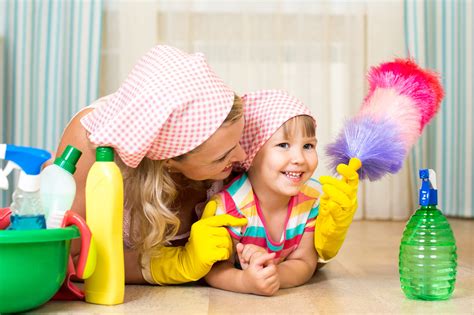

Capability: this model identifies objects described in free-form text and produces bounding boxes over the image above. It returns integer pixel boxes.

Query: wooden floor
[34,219,473,314]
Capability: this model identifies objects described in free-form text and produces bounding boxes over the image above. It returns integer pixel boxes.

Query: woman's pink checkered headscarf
[81,45,235,168]
[239,90,316,170]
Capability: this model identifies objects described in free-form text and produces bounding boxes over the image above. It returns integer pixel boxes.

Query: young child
[204,90,320,296]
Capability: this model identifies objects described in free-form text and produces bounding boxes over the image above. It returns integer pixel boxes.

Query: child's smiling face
[249,116,318,198]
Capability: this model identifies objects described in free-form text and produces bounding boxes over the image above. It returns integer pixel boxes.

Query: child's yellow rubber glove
[315,157,361,262]
[147,201,247,284]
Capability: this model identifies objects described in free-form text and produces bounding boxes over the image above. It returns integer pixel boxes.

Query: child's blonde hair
[118,95,243,254]
[282,115,316,139]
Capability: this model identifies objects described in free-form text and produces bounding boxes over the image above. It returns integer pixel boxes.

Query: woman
[58,45,247,284]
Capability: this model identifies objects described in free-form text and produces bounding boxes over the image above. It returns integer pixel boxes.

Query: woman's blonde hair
[119,95,243,254]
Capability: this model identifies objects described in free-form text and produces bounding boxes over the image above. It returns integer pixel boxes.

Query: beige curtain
[100,0,408,220]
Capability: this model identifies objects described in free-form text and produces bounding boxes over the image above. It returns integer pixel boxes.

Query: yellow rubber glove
[147,200,248,284]
[315,157,361,262]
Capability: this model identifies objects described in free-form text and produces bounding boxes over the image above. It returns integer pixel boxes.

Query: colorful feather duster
[326,58,444,181]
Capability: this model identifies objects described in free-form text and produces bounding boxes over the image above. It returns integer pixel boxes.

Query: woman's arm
[56,108,96,228]
[277,232,318,288]
[56,108,95,261]
[124,249,146,283]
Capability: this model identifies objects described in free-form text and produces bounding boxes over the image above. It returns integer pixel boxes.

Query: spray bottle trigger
[0,162,20,190]
[428,169,437,189]
[0,171,7,190]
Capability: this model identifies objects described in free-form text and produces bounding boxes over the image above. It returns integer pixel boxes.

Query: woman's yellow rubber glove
[315,157,361,262]
[146,201,248,284]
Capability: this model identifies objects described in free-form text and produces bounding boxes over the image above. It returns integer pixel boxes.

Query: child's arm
[276,231,318,288]
[205,251,279,296]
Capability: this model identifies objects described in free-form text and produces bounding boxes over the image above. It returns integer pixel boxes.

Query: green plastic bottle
[399,169,457,300]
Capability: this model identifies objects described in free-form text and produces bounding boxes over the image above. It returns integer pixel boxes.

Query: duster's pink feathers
[326,58,444,180]
[364,58,444,131]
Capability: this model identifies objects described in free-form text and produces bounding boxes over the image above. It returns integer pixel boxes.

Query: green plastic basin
[0,227,80,313]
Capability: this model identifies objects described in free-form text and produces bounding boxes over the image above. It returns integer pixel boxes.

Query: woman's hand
[185,201,248,274]
[148,200,247,284]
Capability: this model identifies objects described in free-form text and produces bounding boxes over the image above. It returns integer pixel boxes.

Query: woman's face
[166,117,246,181]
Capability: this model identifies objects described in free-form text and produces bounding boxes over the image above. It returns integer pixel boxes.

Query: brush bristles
[365,58,444,131]
[360,88,422,148]
[326,116,406,181]
[326,58,443,181]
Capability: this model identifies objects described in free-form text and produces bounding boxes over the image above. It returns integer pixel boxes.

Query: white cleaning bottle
[41,145,82,229]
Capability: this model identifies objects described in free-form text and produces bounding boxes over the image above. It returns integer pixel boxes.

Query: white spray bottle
[0,144,51,230]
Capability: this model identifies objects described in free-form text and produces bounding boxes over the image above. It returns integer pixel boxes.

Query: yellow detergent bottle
[84,146,124,305]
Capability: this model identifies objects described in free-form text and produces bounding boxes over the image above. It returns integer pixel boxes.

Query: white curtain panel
[101,0,408,220]
[405,0,474,218]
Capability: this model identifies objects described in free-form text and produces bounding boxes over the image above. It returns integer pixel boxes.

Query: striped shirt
[213,173,320,262]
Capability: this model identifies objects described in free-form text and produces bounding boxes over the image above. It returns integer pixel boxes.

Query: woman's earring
[165,160,172,173]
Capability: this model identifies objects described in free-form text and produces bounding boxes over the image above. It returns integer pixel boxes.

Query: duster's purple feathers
[326,116,406,181]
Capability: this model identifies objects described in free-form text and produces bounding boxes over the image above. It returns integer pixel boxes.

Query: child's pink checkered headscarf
[81,45,234,168]
[239,90,316,170]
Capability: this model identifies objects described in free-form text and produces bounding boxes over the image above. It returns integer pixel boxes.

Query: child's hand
[241,252,280,296]
[315,157,361,261]
[236,243,268,270]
